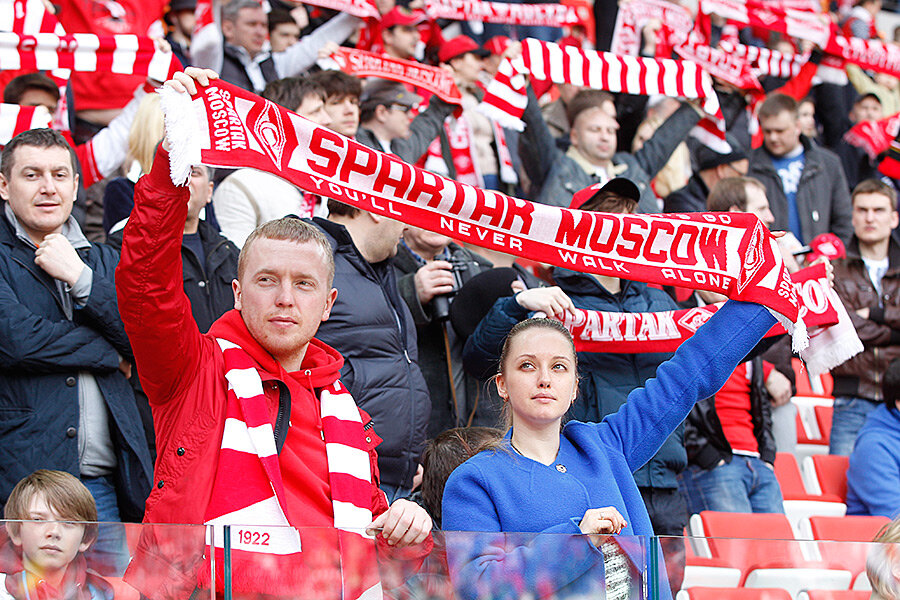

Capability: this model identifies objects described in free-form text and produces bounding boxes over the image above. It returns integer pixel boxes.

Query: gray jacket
[748,136,853,244]
[518,88,700,212]
[356,95,457,165]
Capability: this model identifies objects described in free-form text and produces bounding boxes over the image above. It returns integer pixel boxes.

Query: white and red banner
[699,0,831,48]
[825,35,900,79]
[674,37,762,91]
[843,114,900,158]
[330,47,462,104]
[561,263,834,353]
[0,0,64,35]
[0,103,50,143]
[159,79,807,346]
[609,0,693,56]
[424,0,582,26]
[304,0,379,18]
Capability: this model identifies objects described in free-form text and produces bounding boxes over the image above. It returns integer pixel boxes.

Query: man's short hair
[1,128,77,181]
[852,178,898,208]
[3,72,60,105]
[758,93,799,121]
[239,218,335,285]
[326,199,360,219]
[566,89,615,128]
[262,77,325,112]
[4,470,98,545]
[707,176,765,212]
[308,70,362,102]
[222,0,260,22]
[267,8,296,33]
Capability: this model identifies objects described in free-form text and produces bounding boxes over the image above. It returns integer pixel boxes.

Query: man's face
[269,21,300,53]
[234,238,337,368]
[760,110,802,157]
[797,101,816,138]
[371,216,407,262]
[570,107,618,166]
[172,9,196,38]
[380,103,413,140]
[324,94,360,137]
[186,165,213,221]
[9,493,90,578]
[449,53,484,86]
[852,192,899,246]
[382,25,420,59]
[223,7,268,56]
[18,88,58,113]
[852,97,884,123]
[0,145,78,245]
[403,226,451,257]
[744,184,775,228]
[296,94,333,127]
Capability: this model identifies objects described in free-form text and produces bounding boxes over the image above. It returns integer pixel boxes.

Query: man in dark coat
[0,129,152,568]
[664,140,748,214]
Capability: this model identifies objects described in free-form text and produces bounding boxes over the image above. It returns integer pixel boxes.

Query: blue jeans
[81,475,129,576]
[679,455,784,514]
[829,395,879,456]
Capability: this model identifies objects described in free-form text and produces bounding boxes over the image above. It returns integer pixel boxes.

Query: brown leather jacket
[832,236,900,401]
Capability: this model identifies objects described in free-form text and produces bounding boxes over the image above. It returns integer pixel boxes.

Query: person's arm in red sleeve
[772,48,823,101]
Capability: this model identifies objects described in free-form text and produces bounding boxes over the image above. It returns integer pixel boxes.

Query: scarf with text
[202,338,380,598]
[330,48,462,104]
[844,114,900,158]
[609,0,693,56]
[158,79,807,347]
[697,0,832,48]
[423,114,518,188]
[423,0,584,26]
[304,0,379,17]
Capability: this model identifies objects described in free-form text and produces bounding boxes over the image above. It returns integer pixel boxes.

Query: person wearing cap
[837,93,885,190]
[217,0,361,94]
[164,0,197,67]
[664,138,749,214]
[462,177,691,594]
[381,7,424,61]
[830,178,900,455]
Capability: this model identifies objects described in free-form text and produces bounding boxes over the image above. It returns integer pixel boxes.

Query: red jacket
[116,148,419,599]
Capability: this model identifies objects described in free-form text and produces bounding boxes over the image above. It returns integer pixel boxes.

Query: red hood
[208,309,344,389]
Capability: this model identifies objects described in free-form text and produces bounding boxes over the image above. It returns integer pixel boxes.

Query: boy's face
[9,493,89,577]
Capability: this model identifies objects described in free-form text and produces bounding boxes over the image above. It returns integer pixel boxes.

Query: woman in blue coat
[441,299,777,600]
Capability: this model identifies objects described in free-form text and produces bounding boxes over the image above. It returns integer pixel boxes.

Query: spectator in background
[3,73,58,113]
[0,128,153,571]
[664,138,749,214]
[749,93,853,244]
[380,7,423,61]
[847,64,900,119]
[797,98,819,141]
[838,93,885,190]
[164,0,196,67]
[219,0,359,93]
[867,517,900,599]
[312,201,431,502]
[842,0,881,39]
[267,9,301,53]
[540,82,583,142]
[0,470,109,599]
[846,358,900,518]
[308,70,362,138]
[831,179,900,455]
[213,77,331,247]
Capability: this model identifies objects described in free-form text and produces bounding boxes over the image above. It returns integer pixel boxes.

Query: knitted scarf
[158,79,807,349]
[609,0,693,56]
[330,48,462,104]
[202,338,380,599]
[0,104,51,144]
[422,0,584,26]
[844,114,900,159]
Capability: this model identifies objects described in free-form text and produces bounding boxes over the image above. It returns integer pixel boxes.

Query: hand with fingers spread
[579,506,627,546]
[366,498,432,547]
[514,286,576,318]
[414,261,455,304]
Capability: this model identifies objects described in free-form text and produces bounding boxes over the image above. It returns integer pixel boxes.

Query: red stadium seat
[775,453,846,532]
[687,588,792,600]
[792,358,834,398]
[809,515,890,578]
[814,406,833,446]
[802,591,870,600]
[810,455,850,502]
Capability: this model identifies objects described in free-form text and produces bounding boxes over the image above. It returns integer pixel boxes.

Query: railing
[0,520,893,599]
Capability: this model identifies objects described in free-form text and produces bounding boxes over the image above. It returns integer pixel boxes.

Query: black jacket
[684,357,776,470]
[219,44,278,93]
[311,218,431,490]
[0,214,152,520]
[109,219,238,333]
[664,173,710,214]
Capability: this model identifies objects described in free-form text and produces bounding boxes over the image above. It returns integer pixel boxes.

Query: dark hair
[1,128,77,180]
[883,358,900,410]
[566,89,615,128]
[707,176,765,212]
[308,70,363,103]
[420,427,502,527]
[262,77,325,112]
[267,9,297,33]
[326,199,360,218]
[579,190,637,214]
[238,217,335,285]
[758,93,799,121]
[3,72,60,105]
[852,178,898,208]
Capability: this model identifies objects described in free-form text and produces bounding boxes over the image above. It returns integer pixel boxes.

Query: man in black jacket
[664,140,748,214]
[0,129,152,571]
[311,202,431,502]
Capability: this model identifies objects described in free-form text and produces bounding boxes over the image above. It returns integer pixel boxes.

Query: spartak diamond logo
[253,100,286,171]
[737,221,767,294]
[678,307,714,332]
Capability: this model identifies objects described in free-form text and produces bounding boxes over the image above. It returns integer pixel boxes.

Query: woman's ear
[494,373,508,400]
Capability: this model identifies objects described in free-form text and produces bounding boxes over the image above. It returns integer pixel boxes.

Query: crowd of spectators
[2,0,900,596]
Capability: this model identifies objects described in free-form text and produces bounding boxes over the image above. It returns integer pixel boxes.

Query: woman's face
[497,327,577,431]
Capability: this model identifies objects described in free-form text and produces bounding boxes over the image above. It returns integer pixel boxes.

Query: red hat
[808,233,846,262]
[484,35,512,56]
[569,178,641,210]
[381,7,425,28]
[439,35,490,63]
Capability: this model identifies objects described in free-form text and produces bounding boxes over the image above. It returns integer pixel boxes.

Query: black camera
[432,257,481,321]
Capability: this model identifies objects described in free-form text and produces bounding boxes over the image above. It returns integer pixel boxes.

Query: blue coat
[847,405,900,518]
[0,215,152,520]
[463,268,683,489]
[443,301,776,600]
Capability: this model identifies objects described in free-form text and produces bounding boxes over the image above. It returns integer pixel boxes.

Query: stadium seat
[792,396,833,464]
[774,453,846,534]
[808,455,850,502]
[687,588,792,600]
[683,529,742,589]
[792,359,833,398]
[799,591,870,600]
[813,406,833,446]
[808,515,890,579]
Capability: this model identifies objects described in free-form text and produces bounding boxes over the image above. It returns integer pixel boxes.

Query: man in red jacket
[115,68,431,600]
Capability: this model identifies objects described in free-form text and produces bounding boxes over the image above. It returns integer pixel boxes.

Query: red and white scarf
[0,103,51,143]
[158,80,807,348]
[698,0,832,48]
[202,338,380,598]
[329,47,462,104]
[609,0,693,57]
[422,0,583,26]
[478,38,726,146]
[423,115,518,188]
[844,113,900,158]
